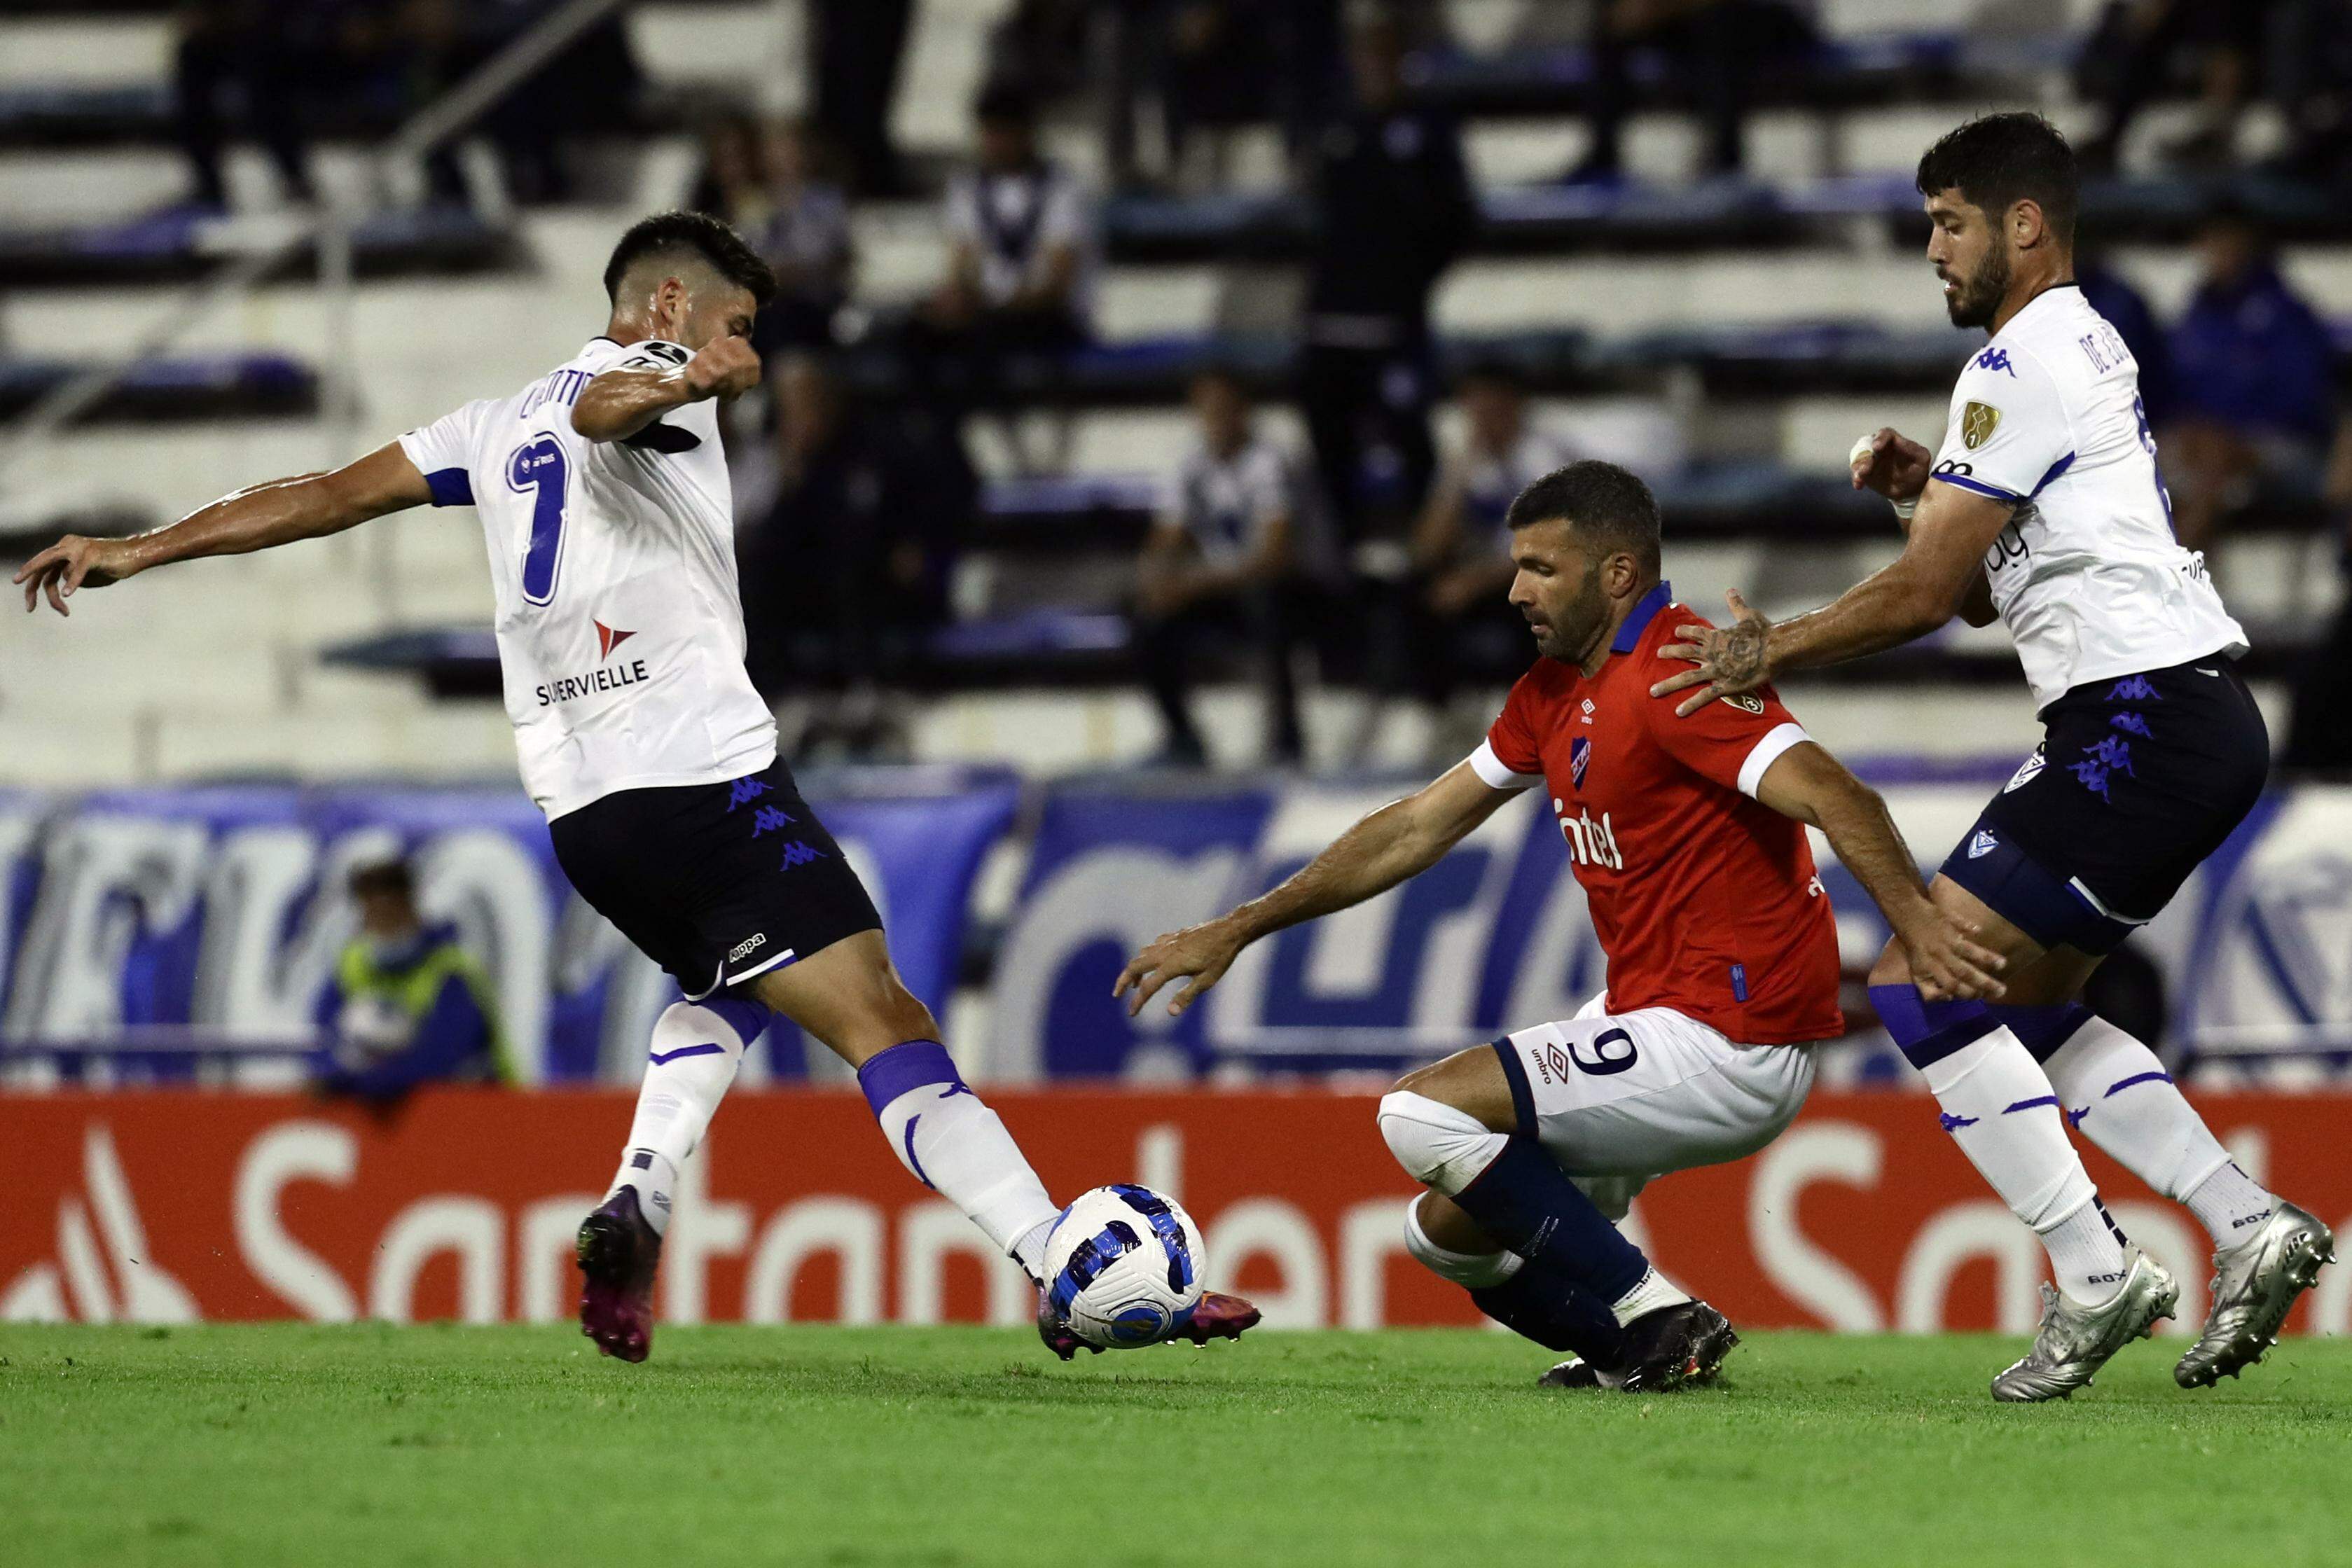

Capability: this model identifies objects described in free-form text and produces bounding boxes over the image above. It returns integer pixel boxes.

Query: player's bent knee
[1401,1194,1516,1287]
[1377,1090,1508,1196]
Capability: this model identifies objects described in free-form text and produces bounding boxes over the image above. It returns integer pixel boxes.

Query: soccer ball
[1042,1184,1207,1349]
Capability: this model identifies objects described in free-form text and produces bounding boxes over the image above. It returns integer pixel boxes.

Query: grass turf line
[4,1325,2348,1568]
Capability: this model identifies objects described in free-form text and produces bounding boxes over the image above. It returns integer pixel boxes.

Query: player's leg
[1976,946,2332,1386]
[1866,877,2179,1400]
[1379,1008,1802,1387]
[749,929,1259,1355]
[743,930,1060,1275]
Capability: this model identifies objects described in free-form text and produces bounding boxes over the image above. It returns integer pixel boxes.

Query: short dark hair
[349,859,415,901]
[1505,459,1663,576]
[1915,112,2078,244]
[602,210,775,306]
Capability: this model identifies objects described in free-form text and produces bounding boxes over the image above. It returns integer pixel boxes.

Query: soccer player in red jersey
[1119,460,2005,1388]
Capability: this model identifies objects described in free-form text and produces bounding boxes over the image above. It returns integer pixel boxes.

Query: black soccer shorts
[1939,655,2269,955]
[548,759,882,999]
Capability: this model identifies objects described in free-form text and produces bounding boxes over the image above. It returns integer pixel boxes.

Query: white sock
[1921,1024,2126,1302]
[2042,1015,2275,1244]
[607,1001,754,1236]
[1401,1197,1523,1289]
[1608,1265,1692,1326]
[857,1040,1060,1278]
[2185,1163,2278,1249]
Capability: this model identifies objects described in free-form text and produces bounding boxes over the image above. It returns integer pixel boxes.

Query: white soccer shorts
[1493,993,1815,1214]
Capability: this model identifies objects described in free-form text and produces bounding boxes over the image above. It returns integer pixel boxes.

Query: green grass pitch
[5,1324,2348,1567]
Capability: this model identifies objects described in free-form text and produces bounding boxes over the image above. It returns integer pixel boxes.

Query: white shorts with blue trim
[1493,994,1816,1207]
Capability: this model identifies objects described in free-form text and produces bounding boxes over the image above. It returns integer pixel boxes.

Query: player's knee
[1401,1193,1516,1287]
[1377,1090,1507,1195]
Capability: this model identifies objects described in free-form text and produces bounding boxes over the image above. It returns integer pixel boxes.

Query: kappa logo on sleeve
[1961,401,2002,450]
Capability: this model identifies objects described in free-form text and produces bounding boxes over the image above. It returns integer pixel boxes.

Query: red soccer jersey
[1474,581,1845,1044]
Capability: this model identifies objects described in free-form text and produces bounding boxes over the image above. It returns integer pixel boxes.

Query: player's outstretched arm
[1116,760,1516,1018]
[15,441,431,617]
[1649,482,2015,716]
[572,336,760,443]
[1753,739,2005,1003]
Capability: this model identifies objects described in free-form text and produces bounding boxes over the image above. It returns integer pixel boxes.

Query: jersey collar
[1610,579,1673,655]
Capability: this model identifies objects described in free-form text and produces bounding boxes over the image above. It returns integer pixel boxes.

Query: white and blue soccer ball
[1042,1184,1207,1349]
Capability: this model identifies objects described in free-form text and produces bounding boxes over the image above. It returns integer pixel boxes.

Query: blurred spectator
[2077,0,2352,173]
[2162,209,2336,553]
[2077,249,2173,428]
[1406,364,1577,712]
[693,116,852,350]
[1097,0,1348,193]
[812,0,915,197]
[929,83,1097,354]
[1300,11,1474,547]
[906,81,1097,465]
[739,354,970,755]
[1563,0,1816,186]
[1135,369,1307,765]
[317,859,508,1104]
[2284,426,2352,769]
[174,0,336,207]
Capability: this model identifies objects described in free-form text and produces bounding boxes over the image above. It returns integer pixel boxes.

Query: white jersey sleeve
[1929,345,2075,505]
[397,398,496,508]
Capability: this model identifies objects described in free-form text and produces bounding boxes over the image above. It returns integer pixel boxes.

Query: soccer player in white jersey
[1652,115,2333,1401]
[15,211,1259,1362]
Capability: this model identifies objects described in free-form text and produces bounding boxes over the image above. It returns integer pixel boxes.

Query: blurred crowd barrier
[1,769,2348,1083]
[7,1088,2347,1334]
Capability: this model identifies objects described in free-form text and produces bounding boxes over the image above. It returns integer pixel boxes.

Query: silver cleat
[1991,1247,2178,1403]
[2175,1201,2337,1389]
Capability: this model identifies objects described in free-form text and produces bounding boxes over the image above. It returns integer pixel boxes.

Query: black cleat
[1540,1300,1738,1392]
[577,1187,661,1364]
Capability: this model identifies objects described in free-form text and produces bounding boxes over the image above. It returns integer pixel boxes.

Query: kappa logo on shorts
[728,934,768,963]
[726,777,773,811]
[777,840,826,870]
[1570,736,1591,789]
[750,805,796,837]
[1968,828,1999,860]
[2004,749,2046,793]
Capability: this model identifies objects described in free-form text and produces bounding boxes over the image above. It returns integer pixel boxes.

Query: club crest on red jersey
[1570,736,1591,789]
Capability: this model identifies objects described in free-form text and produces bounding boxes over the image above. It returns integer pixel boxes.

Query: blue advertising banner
[0,774,1019,1084]
[2,769,2346,1083]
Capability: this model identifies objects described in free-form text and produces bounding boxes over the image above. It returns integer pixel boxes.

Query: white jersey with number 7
[396,335,777,821]
[1927,284,2246,711]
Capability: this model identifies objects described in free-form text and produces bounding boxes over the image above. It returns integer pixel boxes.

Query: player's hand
[1848,427,1932,504]
[682,335,761,402]
[1650,589,1774,717]
[1115,918,1245,1019]
[1895,904,2007,1004]
[15,534,139,616]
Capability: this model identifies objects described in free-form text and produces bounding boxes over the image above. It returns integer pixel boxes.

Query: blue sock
[1471,1265,1628,1364]
[1450,1137,1651,1304]
[1988,1003,2095,1064]
[1869,984,2016,1072]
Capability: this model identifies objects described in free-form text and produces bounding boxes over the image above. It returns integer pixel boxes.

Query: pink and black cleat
[1171,1291,1262,1347]
[1037,1289,1263,1361]
[577,1186,662,1364]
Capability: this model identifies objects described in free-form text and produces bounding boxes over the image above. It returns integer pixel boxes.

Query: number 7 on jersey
[509,436,570,604]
